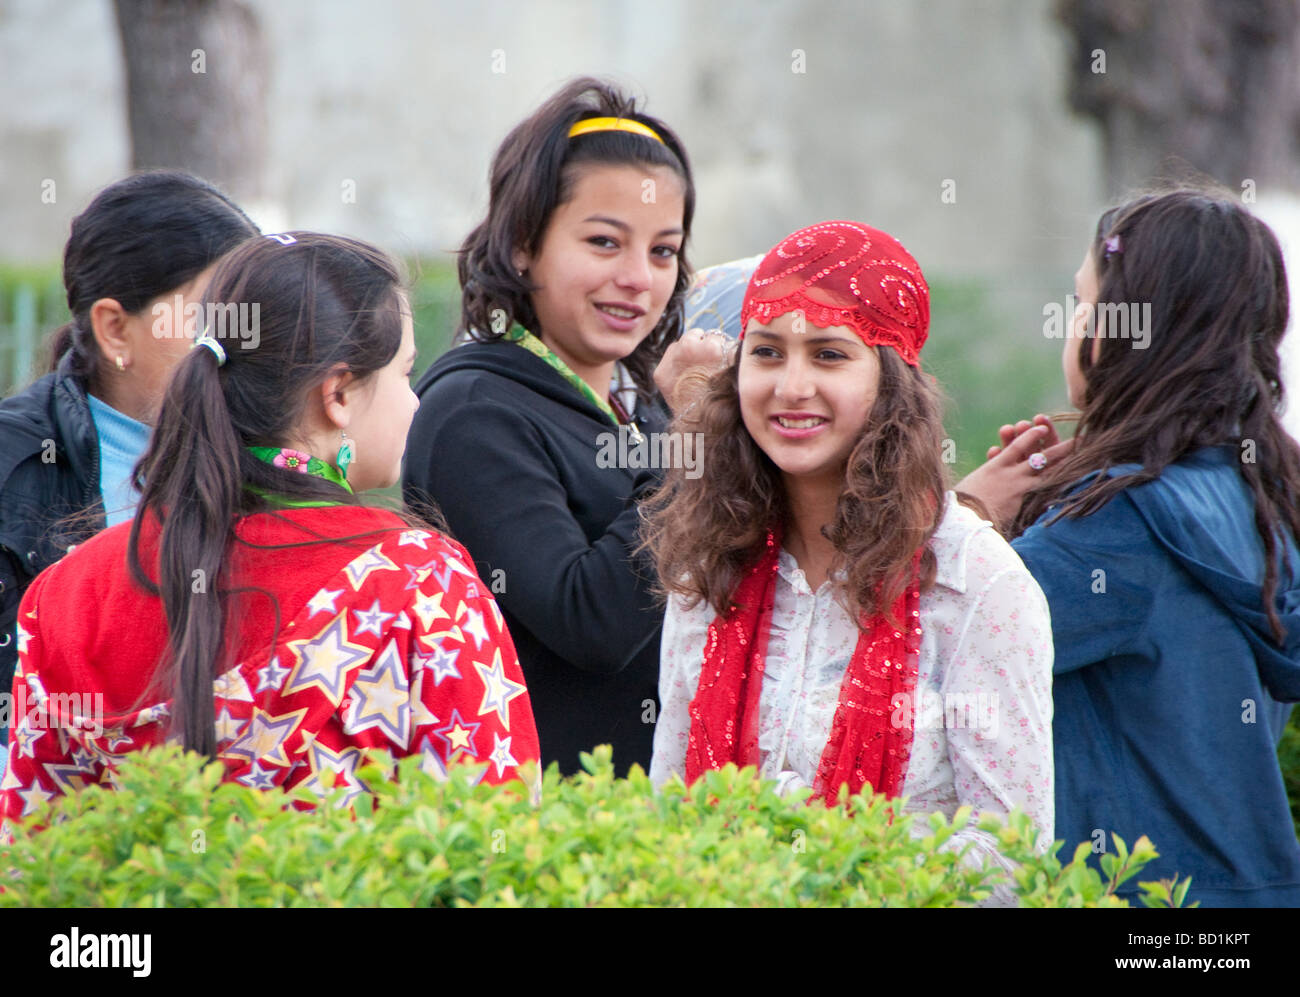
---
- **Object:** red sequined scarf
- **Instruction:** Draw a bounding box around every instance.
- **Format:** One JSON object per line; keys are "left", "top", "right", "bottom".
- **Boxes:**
{"left": 685, "top": 531, "right": 922, "bottom": 806}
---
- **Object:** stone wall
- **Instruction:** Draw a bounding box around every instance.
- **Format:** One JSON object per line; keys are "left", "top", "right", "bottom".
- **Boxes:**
{"left": 0, "top": 0, "right": 1104, "bottom": 275}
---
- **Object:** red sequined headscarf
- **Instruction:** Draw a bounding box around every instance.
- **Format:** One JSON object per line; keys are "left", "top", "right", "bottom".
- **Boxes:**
{"left": 685, "top": 221, "right": 929, "bottom": 806}
{"left": 738, "top": 220, "right": 929, "bottom": 366}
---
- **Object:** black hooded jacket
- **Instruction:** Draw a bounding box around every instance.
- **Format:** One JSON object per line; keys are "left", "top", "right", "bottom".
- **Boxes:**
{"left": 0, "top": 356, "right": 105, "bottom": 707}
{"left": 402, "top": 339, "right": 669, "bottom": 775}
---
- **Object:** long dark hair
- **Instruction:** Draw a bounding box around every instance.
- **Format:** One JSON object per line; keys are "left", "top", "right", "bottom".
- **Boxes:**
{"left": 1014, "top": 187, "right": 1300, "bottom": 642}
{"left": 642, "top": 346, "right": 948, "bottom": 623}
{"left": 48, "top": 169, "right": 259, "bottom": 388}
{"left": 458, "top": 76, "right": 695, "bottom": 404}
{"left": 126, "top": 232, "right": 408, "bottom": 756}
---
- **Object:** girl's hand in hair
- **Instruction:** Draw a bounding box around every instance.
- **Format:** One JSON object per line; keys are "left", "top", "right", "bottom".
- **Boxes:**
{"left": 956, "top": 419, "right": 1075, "bottom": 531}
{"left": 654, "top": 327, "right": 734, "bottom": 413}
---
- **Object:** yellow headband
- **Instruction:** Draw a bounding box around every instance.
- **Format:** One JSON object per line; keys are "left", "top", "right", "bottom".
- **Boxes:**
{"left": 567, "top": 116, "right": 665, "bottom": 145}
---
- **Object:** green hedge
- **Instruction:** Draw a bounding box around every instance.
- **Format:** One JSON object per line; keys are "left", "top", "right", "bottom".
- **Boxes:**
{"left": 1279, "top": 713, "right": 1300, "bottom": 837}
{"left": 1, "top": 744, "right": 1189, "bottom": 907}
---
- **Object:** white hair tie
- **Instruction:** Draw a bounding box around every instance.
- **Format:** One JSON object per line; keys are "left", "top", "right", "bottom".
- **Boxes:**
{"left": 193, "top": 333, "right": 227, "bottom": 366}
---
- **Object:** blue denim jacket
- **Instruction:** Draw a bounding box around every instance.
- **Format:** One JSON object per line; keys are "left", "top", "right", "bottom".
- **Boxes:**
{"left": 1014, "top": 445, "right": 1300, "bottom": 906}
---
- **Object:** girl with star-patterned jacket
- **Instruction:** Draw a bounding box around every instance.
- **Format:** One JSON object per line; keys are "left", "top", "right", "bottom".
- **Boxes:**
{"left": 1, "top": 233, "right": 538, "bottom": 829}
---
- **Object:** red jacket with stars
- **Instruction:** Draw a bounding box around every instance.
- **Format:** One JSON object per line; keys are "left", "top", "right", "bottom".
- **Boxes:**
{"left": 1, "top": 505, "right": 540, "bottom": 825}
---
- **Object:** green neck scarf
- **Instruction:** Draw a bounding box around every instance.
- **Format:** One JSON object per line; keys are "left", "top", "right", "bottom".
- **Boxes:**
{"left": 503, "top": 324, "right": 620, "bottom": 427}
{"left": 246, "top": 446, "right": 354, "bottom": 508}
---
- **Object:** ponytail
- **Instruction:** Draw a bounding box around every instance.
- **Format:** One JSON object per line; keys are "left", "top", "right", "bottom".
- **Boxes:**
{"left": 45, "top": 318, "right": 109, "bottom": 383}
{"left": 128, "top": 345, "right": 241, "bottom": 756}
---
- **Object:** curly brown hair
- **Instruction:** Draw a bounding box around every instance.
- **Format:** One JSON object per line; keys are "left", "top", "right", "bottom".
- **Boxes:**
{"left": 641, "top": 346, "right": 949, "bottom": 625}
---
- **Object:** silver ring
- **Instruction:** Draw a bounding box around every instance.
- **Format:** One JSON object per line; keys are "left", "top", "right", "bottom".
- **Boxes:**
{"left": 1028, "top": 452, "right": 1048, "bottom": 471}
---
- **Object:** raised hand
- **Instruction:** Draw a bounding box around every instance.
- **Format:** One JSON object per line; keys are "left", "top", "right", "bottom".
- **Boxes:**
{"left": 653, "top": 328, "right": 734, "bottom": 414}
{"left": 958, "top": 418, "right": 1075, "bottom": 530}
{"left": 986, "top": 413, "right": 1062, "bottom": 459}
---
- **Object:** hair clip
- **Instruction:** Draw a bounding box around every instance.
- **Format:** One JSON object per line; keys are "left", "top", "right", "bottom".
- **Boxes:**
{"left": 1104, "top": 234, "right": 1122, "bottom": 257}
{"left": 265, "top": 233, "right": 298, "bottom": 246}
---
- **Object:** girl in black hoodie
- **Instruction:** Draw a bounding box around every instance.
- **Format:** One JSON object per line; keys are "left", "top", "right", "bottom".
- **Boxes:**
{"left": 403, "top": 78, "right": 699, "bottom": 775}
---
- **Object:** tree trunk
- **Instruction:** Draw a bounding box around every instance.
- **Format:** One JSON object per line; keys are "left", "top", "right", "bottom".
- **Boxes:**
{"left": 114, "top": 0, "right": 267, "bottom": 201}
{"left": 1058, "top": 0, "right": 1300, "bottom": 197}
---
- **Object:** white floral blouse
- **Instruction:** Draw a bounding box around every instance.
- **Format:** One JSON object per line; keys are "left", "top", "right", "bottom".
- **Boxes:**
{"left": 650, "top": 494, "right": 1055, "bottom": 887}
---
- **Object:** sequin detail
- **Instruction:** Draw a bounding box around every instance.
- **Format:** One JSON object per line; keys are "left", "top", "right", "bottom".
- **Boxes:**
{"left": 739, "top": 221, "right": 929, "bottom": 367}
{"left": 685, "top": 527, "right": 921, "bottom": 806}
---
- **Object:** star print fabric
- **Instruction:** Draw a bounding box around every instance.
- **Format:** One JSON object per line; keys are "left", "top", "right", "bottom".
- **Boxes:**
{"left": 1, "top": 506, "right": 539, "bottom": 827}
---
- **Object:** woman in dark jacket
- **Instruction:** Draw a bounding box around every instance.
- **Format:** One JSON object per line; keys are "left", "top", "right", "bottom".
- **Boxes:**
{"left": 0, "top": 170, "right": 258, "bottom": 757}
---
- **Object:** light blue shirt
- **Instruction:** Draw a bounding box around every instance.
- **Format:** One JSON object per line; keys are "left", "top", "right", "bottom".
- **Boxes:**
{"left": 86, "top": 394, "right": 150, "bottom": 527}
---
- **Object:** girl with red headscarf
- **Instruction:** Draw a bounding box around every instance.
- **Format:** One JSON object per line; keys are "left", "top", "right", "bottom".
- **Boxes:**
{"left": 642, "top": 221, "right": 1054, "bottom": 886}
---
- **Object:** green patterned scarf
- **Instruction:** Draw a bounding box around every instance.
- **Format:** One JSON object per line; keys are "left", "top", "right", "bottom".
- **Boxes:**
{"left": 504, "top": 324, "right": 620, "bottom": 427}
{"left": 246, "top": 446, "right": 355, "bottom": 508}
